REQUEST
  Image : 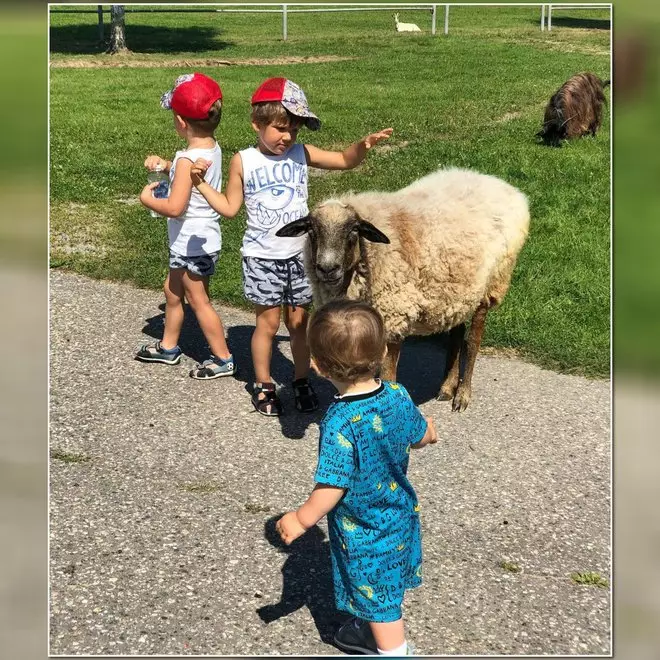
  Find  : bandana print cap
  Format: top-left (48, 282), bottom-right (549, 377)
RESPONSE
top-left (251, 77), bottom-right (321, 131)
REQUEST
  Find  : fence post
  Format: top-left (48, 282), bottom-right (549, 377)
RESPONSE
top-left (541, 4), bottom-right (545, 31)
top-left (431, 4), bottom-right (437, 35)
top-left (548, 4), bottom-right (552, 31)
top-left (444, 4), bottom-right (449, 35)
top-left (282, 4), bottom-right (288, 41)
top-left (97, 5), bottom-right (104, 42)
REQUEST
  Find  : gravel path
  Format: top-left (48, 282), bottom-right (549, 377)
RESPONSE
top-left (49, 270), bottom-right (610, 656)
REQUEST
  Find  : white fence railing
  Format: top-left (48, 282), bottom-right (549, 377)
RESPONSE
top-left (50, 3), bottom-right (612, 42)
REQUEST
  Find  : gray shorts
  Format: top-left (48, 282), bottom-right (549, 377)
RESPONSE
top-left (169, 251), bottom-right (220, 277)
top-left (242, 254), bottom-right (313, 308)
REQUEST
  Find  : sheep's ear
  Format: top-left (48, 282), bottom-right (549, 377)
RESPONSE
top-left (357, 220), bottom-right (390, 244)
top-left (276, 216), bottom-right (311, 238)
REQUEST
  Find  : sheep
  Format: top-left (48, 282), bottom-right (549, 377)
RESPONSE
top-left (276, 167), bottom-right (529, 412)
top-left (537, 72), bottom-right (610, 146)
top-left (394, 12), bottom-right (422, 32)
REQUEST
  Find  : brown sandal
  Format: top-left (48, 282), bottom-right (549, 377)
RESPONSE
top-left (251, 382), bottom-right (282, 417)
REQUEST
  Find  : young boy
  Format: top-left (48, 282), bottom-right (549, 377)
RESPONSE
top-left (137, 73), bottom-right (235, 380)
top-left (277, 300), bottom-right (438, 656)
top-left (190, 77), bottom-right (392, 415)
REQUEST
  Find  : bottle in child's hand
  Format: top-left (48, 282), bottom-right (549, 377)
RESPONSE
top-left (147, 165), bottom-right (170, 218)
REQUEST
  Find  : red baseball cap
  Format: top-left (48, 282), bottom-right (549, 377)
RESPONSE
top-left (160, 73), bottom-right (223, 120)
top-left (251, 77), bottom-right (321, 130)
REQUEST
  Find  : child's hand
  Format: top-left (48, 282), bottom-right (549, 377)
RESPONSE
top-left (191, 158), bottom-right (212, 187)
top-left (144, 155), bottom-right (168, 171)
top-left (140, 181), bottom-right (159, 205)
top-left (276, 511), bottom-right (307, 545)
top-left (412, 416), bottom-right (438, 449)
top-left (425, 417), bottom-right (438, 445)
top-left (363, 127), bottom-right (394, 150)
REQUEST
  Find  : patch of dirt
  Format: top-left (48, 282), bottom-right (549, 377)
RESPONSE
top-left (374, 140), bottom-right (410, 154)
top-left (51, 202), bottom-right (111, 258)
top-left (495, 111), bottom-right (522, 123)
top-left (50, 55), bottom-right (357, 69)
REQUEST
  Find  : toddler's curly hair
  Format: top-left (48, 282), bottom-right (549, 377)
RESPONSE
top-left (308, 299), bottom-right (386, 382)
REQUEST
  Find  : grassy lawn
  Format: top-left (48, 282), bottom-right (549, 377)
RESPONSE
top-left (49, 5), bottom-right (611, 377)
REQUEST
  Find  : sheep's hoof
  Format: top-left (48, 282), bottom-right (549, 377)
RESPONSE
top-left (437, 387), bottom-right (455, 402)
top-left (452, 386), bottom-right (471, 412)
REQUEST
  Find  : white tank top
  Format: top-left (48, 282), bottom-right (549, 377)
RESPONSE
top-left (239, 144), bottom-right (308, 259)
top-left (168, 143), bottom-right (222, 257)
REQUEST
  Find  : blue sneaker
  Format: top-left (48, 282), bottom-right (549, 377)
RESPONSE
top-left (189, 355), bottom-right (236, 380)
top-left (135, 341), bottom-right (182, 365)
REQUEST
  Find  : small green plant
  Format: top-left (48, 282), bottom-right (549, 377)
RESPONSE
top-left (245, 502), bottom-right (271, 514)
top-left (178, 482), bottom-right (223, 493)
top-left (570, 571), bottom-right (609, 588)
top-left (50, 448), bottom-right (90, 463)
top-left (500, 561), bottom-right (521, 573)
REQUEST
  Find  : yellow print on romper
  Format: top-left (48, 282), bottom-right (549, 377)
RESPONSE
top-left (372, 415), bottom-right (384, 433)
top-left (389, 481), bottom-right (399, 492)
top-left (336, 432), bottom-right (352, 449)
top-left (414, 503), bottom-right (421, 512)
top-left (389, 383), bottom-right (400, 390)
top-left (376, 482), bottom-right (382, 490)
top-left (351, 413), bottom-right (362, 422)
top-left (416, 565), bottom-right (423, 578)
top-left (397, 543), bottom-right (406, 551)
top-left (358, 585), bottom-right (374, 599)
top-left (342, 516), bottom-right (357, 532)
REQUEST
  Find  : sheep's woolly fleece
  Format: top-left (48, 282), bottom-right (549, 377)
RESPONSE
top-left (310, 167), bottom-right (530, 341)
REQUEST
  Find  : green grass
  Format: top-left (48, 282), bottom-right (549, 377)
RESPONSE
top-left (570, 571), bottom-right (609, 588)
top-left (49, 5), bottom-right (610, 376)
top-left (50, 448), bottom-right (91, 463)
top-left (499, 560), bottom-right (521, 573)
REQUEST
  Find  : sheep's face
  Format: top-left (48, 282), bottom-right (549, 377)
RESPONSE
top-left (275, 201), bottom-right (390, 292)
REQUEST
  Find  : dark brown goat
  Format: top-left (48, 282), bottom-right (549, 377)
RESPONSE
top-left (537, 72), bottom-right (610, 146)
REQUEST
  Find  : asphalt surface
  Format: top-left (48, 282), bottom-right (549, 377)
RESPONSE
top-left (49, 270), bottom-right (611, 656)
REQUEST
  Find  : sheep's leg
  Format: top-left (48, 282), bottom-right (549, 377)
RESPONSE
top-left (452, 302), bottom-right (489, 412)
top-left (381, 341), bottom-right (401, 382)
top-left (438, 324), bottom-right (465, 401)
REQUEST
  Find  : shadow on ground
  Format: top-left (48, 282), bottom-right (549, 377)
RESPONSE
top-left (537, 16), bottom-right (610, 30)
top-left (49, 23), bottom-right (232, 55)
top-left (141, 306), bottom-right (454, 437)
top-left (257, 515), bottom-right (344, 648)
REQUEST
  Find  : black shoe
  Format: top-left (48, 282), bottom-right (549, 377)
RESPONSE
top-left (333, 617), bottom-right (378, 655)
top-left (292, 377), bottom-right (319, 412)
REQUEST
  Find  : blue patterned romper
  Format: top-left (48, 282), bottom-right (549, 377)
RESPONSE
top-left (314, 381), bottom-right (428, 623)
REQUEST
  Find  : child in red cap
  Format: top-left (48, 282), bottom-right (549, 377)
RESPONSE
top-left (190, 77), bottom-right (392, 417)
top-left (137, 73), bottom-right (236, 380)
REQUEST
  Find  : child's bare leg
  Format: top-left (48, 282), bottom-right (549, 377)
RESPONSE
top-left (162, 269), bottom-right (185, 350)
top-left (252, 305), bottom-right (282, 384)
top-left (181, 271), bottom-right (231, 359)
top-left (369, 619), bottom-right (406, 654)
top-left (283, 305), bottom-right (311, 380)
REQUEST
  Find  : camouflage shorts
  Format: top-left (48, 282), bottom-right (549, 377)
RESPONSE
top-left (169, 250), bottom-right (219, 277)
top-left (242, 254), bottom-right (313, 308)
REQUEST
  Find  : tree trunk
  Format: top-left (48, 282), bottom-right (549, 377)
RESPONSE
top-left (106, 5), bottom-right (130, 54)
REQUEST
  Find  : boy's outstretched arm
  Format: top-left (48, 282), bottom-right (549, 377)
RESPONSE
top-left (277, 484), bottom-right (345, 545)
top-left (304, 127), bottom-right (393, 170)
top-left (411, 417), bottom-right (438, 449)
top-left (140, 157), bottom-right (193, 218)
top-left (191, 153), bottom-right (244, 218)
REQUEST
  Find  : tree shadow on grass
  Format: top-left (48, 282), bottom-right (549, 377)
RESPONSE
top-left (538, 16), bottom-right (610, 30)
top-left (50, 23), bottom-right (232, 55)
top-left (257, 514), bottom-right (344, 649)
